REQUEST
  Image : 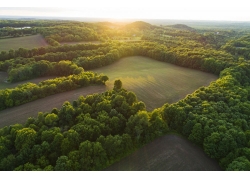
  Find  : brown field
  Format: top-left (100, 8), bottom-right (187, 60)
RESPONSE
top-left (93, 56), bottom-right (218, 111)
top-left (0, 34), bottom-right (48, 51)
top-left (105, 134), bottom-right (222, 171)
top-left (0, 85), bottom-right (106, 128)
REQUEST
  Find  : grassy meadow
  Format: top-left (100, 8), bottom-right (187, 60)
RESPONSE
top-left (0, 34), bottom-right (48, 51)
top-left (93, 56), bottom-right (218, 111)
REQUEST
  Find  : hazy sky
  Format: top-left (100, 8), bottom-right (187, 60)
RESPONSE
top-left (1, 0), bottom-right (250, 21)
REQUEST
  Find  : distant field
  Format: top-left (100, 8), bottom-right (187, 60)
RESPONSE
top-left (0, 71), bottom-right (57, 89)
top-left (0, 34), bottom-right (48, 51)
top-left (93, 56), bottom-right (218, 111)
top-left (105, 134), bottom-right (221, 171)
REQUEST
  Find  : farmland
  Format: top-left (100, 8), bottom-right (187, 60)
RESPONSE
top-left (1, 19), bottom-right (250, 171)
top-left (0, 34), bottom-right (48, 51)
top-left (105, 134), bottom-right (221, 171)
top-left (93, 56), bottom-right (218, 111)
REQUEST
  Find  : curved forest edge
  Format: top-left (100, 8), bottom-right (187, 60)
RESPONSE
top-left (0, 20), bottom-right (250, 171)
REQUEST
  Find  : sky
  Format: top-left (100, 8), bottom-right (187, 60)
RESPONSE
top-left (1, 0), bottom-right (250, 21)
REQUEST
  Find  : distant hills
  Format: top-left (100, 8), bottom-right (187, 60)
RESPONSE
top-left (123, 21), bottom-right (155, 30)
top-left (169, 24), bottom-right (196, 32)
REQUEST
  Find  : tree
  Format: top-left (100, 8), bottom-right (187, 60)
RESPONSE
top-left (226, 156), bottom-right (250, 171)
top-left (79, 140), bottom-right (107, 170)
top-left (188, 123), bottom-right (204, 145)
top-left (15, 128), bottom-right (37, 151)
top-left (113, 79), bottom-right (122, 90)
top-left (125, 111), bottom-right (150, 143)
top-left (54, 156), bottom-right (70, 171)
top-left (44, 113), bottom-right (59, 126)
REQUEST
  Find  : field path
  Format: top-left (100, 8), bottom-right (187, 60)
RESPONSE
top-left (105, 134), bottom-right (222, 171)
top-left (0, 85), bottom-right (107, 128)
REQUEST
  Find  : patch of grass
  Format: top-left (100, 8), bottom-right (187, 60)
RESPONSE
top-left (0, 34), bottom-right (48, 51)
top-left (93, 56), bottom-right (218, 111)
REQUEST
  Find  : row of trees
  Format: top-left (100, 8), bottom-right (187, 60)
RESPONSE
top-left (0, 81), bottom-right (169, 170)
top-left (0, 43), bottom-right (108, 61)
top-left (7, 60), bottom-right (84, 82)
top-left (0, 71), bottom-right (108, 110)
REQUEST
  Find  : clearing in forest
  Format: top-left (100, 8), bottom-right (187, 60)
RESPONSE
top-left (93, 56), bottom-right (218, 111)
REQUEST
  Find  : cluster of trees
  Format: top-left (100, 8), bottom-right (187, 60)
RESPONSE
top-left (0, 71), bottom-right (108, 110)
top-left (222, 35), bottom-right (250, 60)
top-left (0, 27), bottom-right (37, 38)
top-left (162, 62), bottom-right (250, 170)
top-left (36, 23), bottom-right (100, 46)
top-left (0, 81), bottom-right (168, 170)
top-left (6, 60), bottom-right (84, 82)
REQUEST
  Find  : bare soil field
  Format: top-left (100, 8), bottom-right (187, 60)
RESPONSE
top-left (0, 34), bottom-right (48, 51)
top-left (0, 85), bottom-right (106, 128)
top-left (105, 134), bottom-right (222, 171)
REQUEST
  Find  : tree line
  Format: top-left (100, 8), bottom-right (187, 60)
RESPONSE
top-left (0, 71), bottom-right (108, 110)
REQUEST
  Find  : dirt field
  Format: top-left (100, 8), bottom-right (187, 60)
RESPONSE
top-left (105, 134), bottom-right (222, 171)
top-left (93, 56), bottom-right (218, 111)
top-left (0, 34), bottom-right (48, 51)
top-left (0, 85), bottom-right (106, 128)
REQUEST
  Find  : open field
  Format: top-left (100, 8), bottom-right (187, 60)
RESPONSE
top-left (0, 71), bottom-right (57, 89)
top-left (105, 134), bottom-right (221, 171)
top-left (0, 34), bottom-right (48, 51)
top-left (93, 56), bottom-right (218, 111)
top-left (0, 85), bottom-right (106, 128)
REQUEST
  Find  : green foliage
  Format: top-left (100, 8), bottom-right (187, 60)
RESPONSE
top-left (0, 86), bottom-right (168, 170)
top-left (113, 79), bottom-right (122, 90)
top-left (0, 71), bottom-right (108, 110)
top-left (1, 20), bottom-right (250, 171)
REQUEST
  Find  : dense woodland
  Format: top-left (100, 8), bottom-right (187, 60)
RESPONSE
top-left (1, 20), bottom-right (250, 170)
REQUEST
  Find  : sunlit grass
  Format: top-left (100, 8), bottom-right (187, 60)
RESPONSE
top-left (93, 56), bottom-right (218, 111)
